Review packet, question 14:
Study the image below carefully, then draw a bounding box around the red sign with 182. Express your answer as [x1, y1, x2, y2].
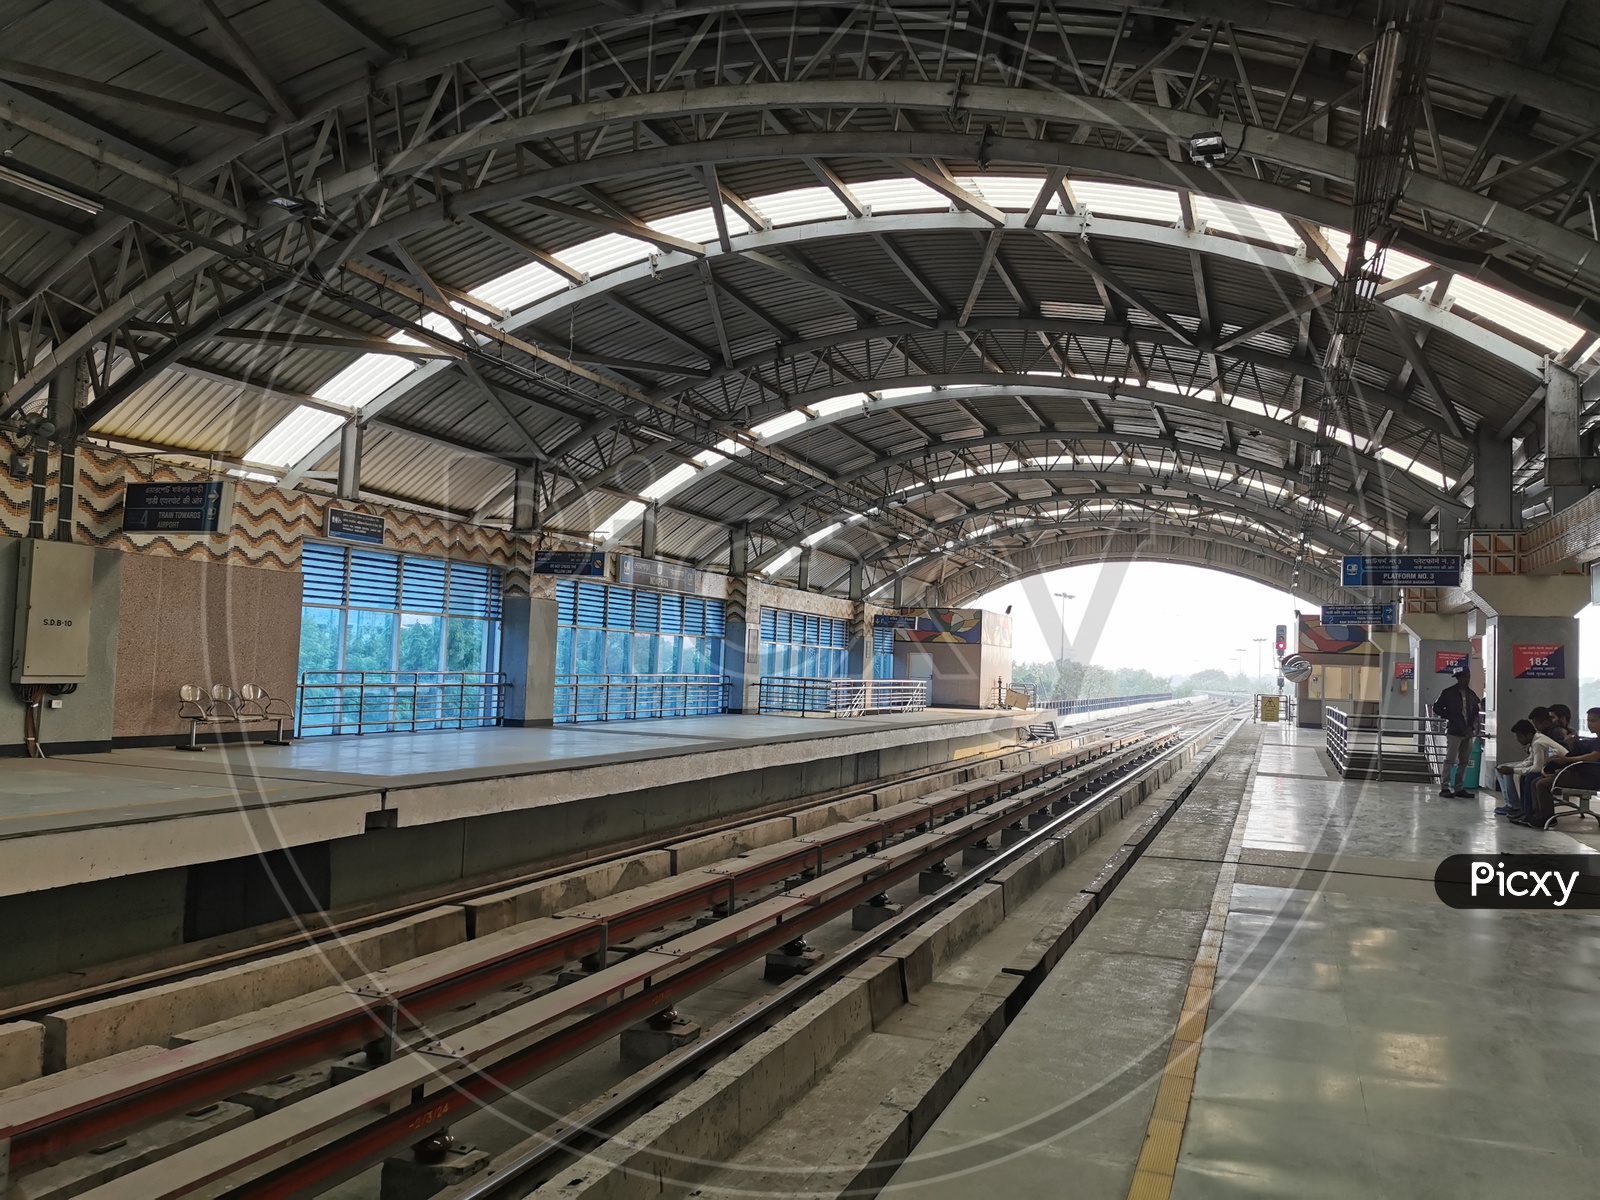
[1512, 644, 1565, 679]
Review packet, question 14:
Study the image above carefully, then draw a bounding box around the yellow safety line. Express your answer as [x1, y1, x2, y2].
[1126, 749, 1256, 1200]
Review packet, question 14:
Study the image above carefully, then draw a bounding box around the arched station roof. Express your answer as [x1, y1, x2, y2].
[2, 1, 1598, 601]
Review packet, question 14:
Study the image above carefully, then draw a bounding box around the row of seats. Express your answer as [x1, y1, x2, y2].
[176, 683, 294, 750]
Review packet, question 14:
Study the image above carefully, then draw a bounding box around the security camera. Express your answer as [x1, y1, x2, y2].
[1186, 131, 1228, 169]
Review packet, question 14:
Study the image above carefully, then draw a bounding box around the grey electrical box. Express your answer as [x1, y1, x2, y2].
[11, 539, 94, 684]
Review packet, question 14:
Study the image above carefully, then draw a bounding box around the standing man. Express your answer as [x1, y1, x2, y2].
[1433, 667, 1480, 798]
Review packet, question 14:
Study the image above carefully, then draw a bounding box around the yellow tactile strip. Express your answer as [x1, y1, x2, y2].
[1125, 753, 1257, 1200]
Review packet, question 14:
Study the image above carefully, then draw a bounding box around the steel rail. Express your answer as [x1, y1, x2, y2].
[61, 722, 1201, 1200]
[73, 717, 1224, 1199]
[0, 723, 1161, 1178]
[441, 708, 1245, 1200]
[0, 706, 1163, 1029]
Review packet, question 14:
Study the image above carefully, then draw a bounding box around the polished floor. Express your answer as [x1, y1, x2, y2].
[891, 722, 1600, 1200]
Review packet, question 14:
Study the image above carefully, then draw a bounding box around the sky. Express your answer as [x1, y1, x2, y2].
[975, 562, 1600, 680]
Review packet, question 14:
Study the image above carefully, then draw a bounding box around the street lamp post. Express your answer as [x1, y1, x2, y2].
[1253, 637, 1268, 688]
[1235, 648, 1248, 682]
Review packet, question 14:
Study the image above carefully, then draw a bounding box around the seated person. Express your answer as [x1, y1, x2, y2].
[1523, 707, 1600, 828]
[1495, 719, 1566, 816]
[1548, 704, 1580, 751]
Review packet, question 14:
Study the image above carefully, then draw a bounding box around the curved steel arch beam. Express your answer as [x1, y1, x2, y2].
[918, 527, 1347, 610]
[352, 79, 1600, 306]
[578, 373, 1461, 548]
[864, 520, 1344, 605]
[739, 452, 1377, 575]
[856, 485, 1355, 565]
[738, 426, 1460, 534]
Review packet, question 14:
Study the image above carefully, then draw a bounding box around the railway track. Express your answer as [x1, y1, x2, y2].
[0, 706, 1163, 1030]
[0, 702, 1234, 1200]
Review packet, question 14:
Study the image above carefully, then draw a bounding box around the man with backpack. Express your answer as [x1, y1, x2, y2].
[1433, 668, 1480, 798]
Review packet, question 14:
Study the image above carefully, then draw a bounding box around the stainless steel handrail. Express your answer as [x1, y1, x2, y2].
[1326, 706, 1449, 779]
[758, 676, 929, 716]
[295, 671, 509, 736]
[555, 674, 726, 722]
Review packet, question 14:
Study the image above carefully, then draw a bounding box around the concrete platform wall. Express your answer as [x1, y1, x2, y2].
[0, 723, 1016, 993]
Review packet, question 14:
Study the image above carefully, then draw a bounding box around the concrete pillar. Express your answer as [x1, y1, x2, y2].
[1405, 513, 1430, 554]
[1473, 422, 1517, 529]
[1436, 508, 1460, 556]
[1544, 358, 1588, 513]
[1372, 630, 1413, 721]
[50, 363, 84, 542]
[723, 527, 752, 713]
[1402, 612, 1472, 724]
[1466, 576, 1587, 769]
[847, 601, 867, 679]
[337, 421, 363, 501]
[511, 466, 539, 533]
[640, 502, 658, 559]
[500, 591, 557, 726]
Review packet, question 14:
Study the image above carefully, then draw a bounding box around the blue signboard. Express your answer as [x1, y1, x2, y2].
[1321, 603, 1398, 626]
[1341, 555, 1461, 587]
[325, 507, 386, 545]
[122, 481, 231, 533]
[533, 550, 605, 576]
[872, 614, 917, 629]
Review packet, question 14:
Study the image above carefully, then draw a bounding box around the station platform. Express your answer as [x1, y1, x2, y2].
[889, 722, 1600, 1199]
[0, 708, 1037, 899]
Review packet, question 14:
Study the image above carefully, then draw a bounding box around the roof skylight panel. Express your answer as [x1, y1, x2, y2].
[1441, 275, 1585, 352]
[1068, 182, 1182, 224]
[955, 175, 1050, 210]
[471, 261, 567, 311]
[1191, 197, 1297, 247]
[747, 186, 849, 227]
[593, 499, 645, 540]
[649, 204, 755, 244]
[243, 406, 345, 469]
[556, 232, 655, 277]
[850, 177, 947, 213]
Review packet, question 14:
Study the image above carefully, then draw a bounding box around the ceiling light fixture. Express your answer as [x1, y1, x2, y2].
[0, 160, 101, 214]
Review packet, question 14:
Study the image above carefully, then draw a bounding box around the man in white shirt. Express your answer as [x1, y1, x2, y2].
[1495, 718, 1566, 818]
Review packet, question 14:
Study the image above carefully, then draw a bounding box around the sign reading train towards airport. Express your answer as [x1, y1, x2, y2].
[1513, 644, 1566, 679]
[532, 550, 605, 576]
[1320, 603, 1398, 626]
[325, 506, 386, 545]
[1435, 649, 1469, 674]
[121, 481, 233, 533]
[1340, 554, 1462, 587]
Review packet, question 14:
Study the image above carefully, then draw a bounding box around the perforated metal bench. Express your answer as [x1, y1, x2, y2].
[1550, 764, 1600, 829]
[177, 682, 294, 750]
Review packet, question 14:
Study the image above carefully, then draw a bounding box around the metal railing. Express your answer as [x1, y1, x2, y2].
[555, 674, 726, 723]
[995, 679, 1039, 709]
[1041, 692, 1174, 716]
[1325, 707, 1448, 780]
[758, 676, 930, 716]
[296, 671, 509, 736]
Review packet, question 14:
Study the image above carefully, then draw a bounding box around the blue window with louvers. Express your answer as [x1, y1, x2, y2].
[759, 607, 851, 680]
[872, 623, 895, 681]
[297, 541, 503, 733]
[555, 579, 726, 722]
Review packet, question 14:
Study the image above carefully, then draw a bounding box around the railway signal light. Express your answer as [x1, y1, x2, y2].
[1275, 625, 1287, 658]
